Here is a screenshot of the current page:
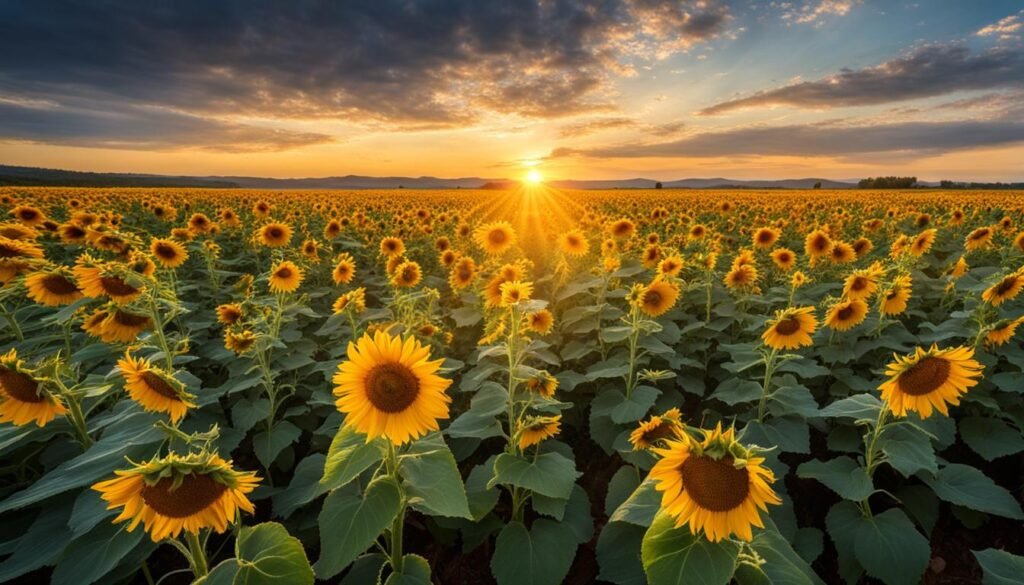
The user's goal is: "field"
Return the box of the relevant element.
[0,186,1022,585]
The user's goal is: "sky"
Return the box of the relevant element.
[1,0,1023,182]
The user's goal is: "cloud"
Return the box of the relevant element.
[699,43,1024,115]
[551,119,1024,159]
[778,0,860,25]
[559,117,638,137]
[977,11,1023,39]
[0,0,731,151]
[0,101,332,152]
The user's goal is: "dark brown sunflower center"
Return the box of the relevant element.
[18,209,39,220]
[644,290,662,307]
[140,474,228,518]
[0,244,21,258]
[850,277,867,291]
[897,356,951,396]
[42,274,80,295]
[365,363,420,413]
[275,267,293,279]
[0,369,43,403]
[757,232,773,243]
[268,227,283,239]
[775,317,802,336]
[400,267,417,281]
[155,244,178,259]
[995,277,1017,295]
[114,311,150,327]
[971,229,990,240]
[101,276,138,296]
[812,236,828,251]
[837,306,854,320]
[679,455,750,512]
[488,230,507,245]
[642,422,676,443]
[139,371,181,400]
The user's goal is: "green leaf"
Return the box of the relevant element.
[605,466,642,517]
[817,394,882,421]
[384,554,432,585]
[401,433,472,519]
[641,511,740,585]
[452,305,482,327]
[314,478,402,579]
[748,519,826,585]
[880,425,937,477]
[254,421,301,468]
[320,424,384,491]
[824,502,863,585]
[959,417,1024,461]
[491,520,579,585]
[273,454,329,519]
[973,548,1024,585]
[797,456,873,501]
[592,386,661,424]
[0,501,75,582]
[340,554,387,585]
[199,522,314,585]
[231,398,271,433]
[488,452,580,500]
[921,464,1024,519]
[711,378,763,405]
[597,521,646,585]
[743,417,810,454]
[466,458,500,521]
[609,478,661,527]
[51,523,145,585]
[853,509,930,585]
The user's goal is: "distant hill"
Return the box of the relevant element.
[0,164,859,190]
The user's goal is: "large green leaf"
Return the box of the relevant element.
[921,464,1024,519]
[400,433,471,519]
[51,522,146,585]
[199,522,314,585]
[959,417,1024,461]
[273,454,329,519]
[320,424,385,491]
[592,386,661,424]
[609,478,661,527]
[853,509,930,585]
[797,457,873,501]
[816,394,882,421]
[880,425,937,477]
[253,421,302,468]
[314,478,402,579]
[973,548,1024,585]
[487,451,580,500]
[748,519,825,585]
[491,520,579,585]
[597,521,646,585]
[384,554,432,585]
[0,500,75,582]
[824,501,863,585]
[641,511,740,585]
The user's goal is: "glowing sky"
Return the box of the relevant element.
[1,1,1023,181]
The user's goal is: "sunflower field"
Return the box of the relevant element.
[0,187,1022,585]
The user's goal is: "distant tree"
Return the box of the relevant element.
[655,182,663,189]
[813,181,822,189]
[858,176,918,189]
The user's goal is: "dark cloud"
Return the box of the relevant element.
[552,118,1024,159]
[699,44,1024,115]
[0,101,332,152]
[0,0,730,150]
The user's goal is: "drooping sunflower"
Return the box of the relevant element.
[559,230,589,257]
[987,317,1024,347]
[215,303,243,326]
[526,308,555,334]
[649,424,781,542]
[636,279,679,317]
[332,288,367,314]
[332,331,452,445]
[224,329,258,354]
[117,353,195,423]
[500,280,534,306]
[878,345,983,418]
[825,299,869,331]
[100,309,154,343]
[258,222,292,247]
[391,260,422,288]
[0,349,66,427]
[150,238,188,269]
[965,226,994,251]
[524,370,558,396]
[474,221,517,256]
[73,259,143,305]
[332,253,356,284]
[24,267,84,306]
[268,260,303,294]
[92,451,259,542]
[518,415,562,450]
[982,270,1024,307]
[762,306,817,350]
[630,409,683,450]
[881,275,912,315]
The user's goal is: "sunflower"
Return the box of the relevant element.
[24,268,84,306]
[987,317,1024,347]
[258,222,292,248]
[910,229,936,257]
[982,270,1024,307]
[301,239,320,261]
[324,219,343,240]
[724,264,758,291]
[117,353,195,423]
[268,260,303,294]
[500,280,533,306]
[73,260,143,305]
[92,451,259,542]
[762,306,817,350]
[641,244,663,269]
[526,308,554,334]
[474,222,517,256]
[377,236,405,258]
[851,237,874,258]
[0,222,38,240]
[881,276,912,316]
[391,260,422,288]
[965,227,993,251]
[188,213,213,234]
[11,205,45,226]
[524,370,558,396]
[101,309,154,343]
[804,230,833,261]
[949,256,969,279]
[826,299,868,331]
[842,265,882,301]
[830,241,856,264]
[518,415,562,450]
[630,410,683,450]
[333,288,367,314]
[439,249,458,268]
[559,230,589,257]
[215,303,243,326]
[657,255,684,278]
[449,256,477,289]
[752,227,779,249]
[770,248,797,271]
[878,345,983,418]
[332,331,452,445]
[150,238,188,269]
[610,218,635,239]
[649,424,780,542]
[636,279,679,317]
[0,350,66,427]
[224,329,258,354]
[332,253,356,284]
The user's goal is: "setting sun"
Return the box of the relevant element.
[525,169,543,184]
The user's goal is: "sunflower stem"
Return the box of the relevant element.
[140,559,156,585]
[147,290,174,371]
[54,378,93,449]
[385,442,406,574]
[0,303,23,342]
[624,308,642,400]
[756,348,779,423]
[185,531,208,578]
[858,402,891,517]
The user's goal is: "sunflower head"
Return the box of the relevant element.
[879,345,983,418]
[332,331,452,445]
[224,329,258,354]
[391,260,422,288]
[0,349,67,427]
[518,415,562,451]
[258,222,293,247]
[268,260,303,294]
[762,306,817,350]
[474,222,517,256]
[524,370,559,397]
[635,278,679,317]
[826,298,868,332]
[986,317,1024,347]
[630,411,684,450]
[118,352,196,423]
[559,230,589,257]
[25,267,84,307]
[449,257,477,289]
[499,280,534,306]
[332,253,357,284]
[150,238,189,269]
[92,451,259,542]
[332,288,367,314]
[526,308,554,334]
